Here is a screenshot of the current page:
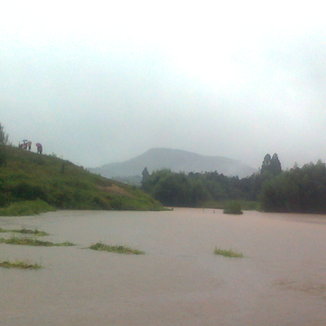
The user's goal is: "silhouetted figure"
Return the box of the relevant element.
[36,143,43,154]
[20,139,28,150]
[27,141,32,151]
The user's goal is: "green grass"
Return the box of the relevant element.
[89,242,145,255]
[0,145,163,213]
[0,260,42,270]
[0,236,74,247]
[0,227,49,236]
[214,247,244,258]
[0,200,55,216]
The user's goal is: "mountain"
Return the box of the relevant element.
[90,148,256,181]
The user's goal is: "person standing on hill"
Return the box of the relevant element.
[36,143,43,154]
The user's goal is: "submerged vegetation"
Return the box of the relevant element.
[0,227,49,236]
[214,248,244,258]
[0,260,42,270]
[223,201,243,215]
[89,242,145,255]
[0,237,74,247]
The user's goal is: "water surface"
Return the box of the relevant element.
[1,208,326,326]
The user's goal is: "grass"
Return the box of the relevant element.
[0,145,163,213]
[89,242,145,255]
[214,247,244,258]
[0,227,49,236]
[0,200,55,216]
[223,201,243,215]
[0,236,74,247]
[0,260,42,270]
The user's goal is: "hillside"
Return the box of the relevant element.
[90,148,256,181]
[0,145,162,213]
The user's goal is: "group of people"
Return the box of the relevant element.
[19,140,43,154]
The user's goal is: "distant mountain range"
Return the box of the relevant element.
[89,148,256,183]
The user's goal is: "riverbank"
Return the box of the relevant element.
[0,145,163,214]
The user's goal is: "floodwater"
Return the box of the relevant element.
[1,208,326,326]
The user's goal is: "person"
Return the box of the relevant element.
[36,143,43,154]
[27,141,32,151]
[20,139,28,150]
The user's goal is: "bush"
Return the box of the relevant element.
[0,200,55,216]
[223,201,243,215]
[11,182,47,201]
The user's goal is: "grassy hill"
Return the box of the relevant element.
[0,145,162,215]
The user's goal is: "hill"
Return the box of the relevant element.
[0,145,162,214]
[90,148,256,182]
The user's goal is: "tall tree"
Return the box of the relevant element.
[0,123,9,145]
[261,154,272,174]
[261,153,282,176]
[141,167,150,189]
[270,153,282,175]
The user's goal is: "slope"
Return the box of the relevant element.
[0,145,162,213]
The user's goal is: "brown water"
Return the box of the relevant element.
[1,208,326,326]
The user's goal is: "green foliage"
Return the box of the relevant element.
[0,145,163,213]
[141,153,286,210]
[0,123,9,145]
[0,198,46,215]
[223,201,243,215]
[261,153,282,176]
[142,169,256,208]
[141,167,150,188]
[0,145,7,166]
[89,242,144,254]
[0,236,74,246]
[261,161,326,213]
[0,227,49,236]
[214,248,244,258]
[0,260,42,269]
[0,200,55,216]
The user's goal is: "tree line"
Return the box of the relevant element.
[142,153,326,213]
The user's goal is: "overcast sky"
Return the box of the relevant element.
[1,0,325,170]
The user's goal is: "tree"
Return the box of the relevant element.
[261,153,282,176]
[261,154,272,174]
[141,167,150,190]
[270,153,282,175]
[260,161,326,213]
[0,123,9,145]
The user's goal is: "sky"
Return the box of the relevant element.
[1,0,325,170]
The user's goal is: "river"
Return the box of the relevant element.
[1,208,326,326]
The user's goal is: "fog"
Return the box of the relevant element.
[1,0,325,169]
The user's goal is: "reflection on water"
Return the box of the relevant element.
[1,208,326,326]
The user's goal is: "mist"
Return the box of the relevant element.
[1,0,325,169]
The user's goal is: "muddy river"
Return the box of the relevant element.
[1,208,326,326]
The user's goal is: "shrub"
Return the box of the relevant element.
[0,199,55,216]
[223,201,243,215]
[89,242,144,254]
[214,248,244,258]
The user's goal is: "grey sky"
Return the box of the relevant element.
[1,0,325,170]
